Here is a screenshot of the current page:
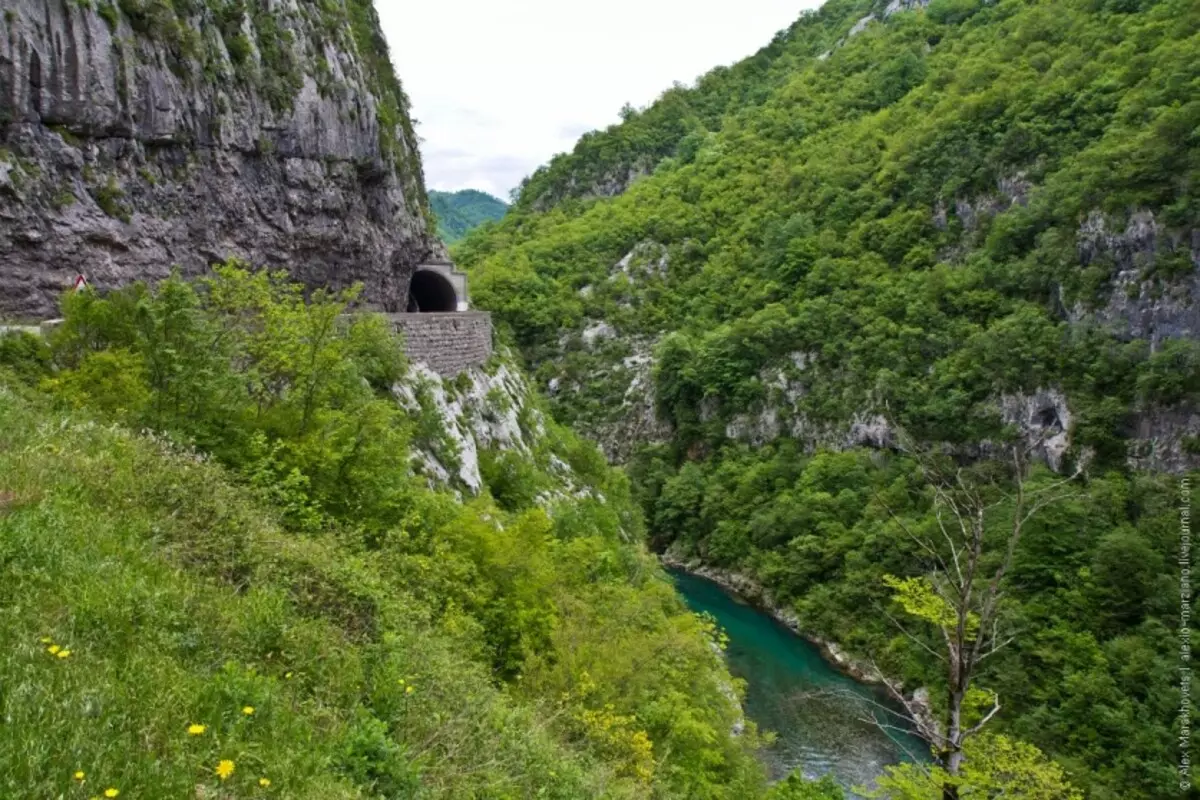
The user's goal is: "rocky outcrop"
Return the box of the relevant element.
[529,157,654,212]
[394,357,533,495]
[1071,209,1200,344]
[0,0,435,320]
[882,0,932,17]
[391,349,610,511]
[996,389,1072,471]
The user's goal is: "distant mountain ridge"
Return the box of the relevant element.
[429,189,508,244]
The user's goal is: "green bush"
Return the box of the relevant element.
[0,331,52,384]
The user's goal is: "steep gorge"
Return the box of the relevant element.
[459,0,1199,797]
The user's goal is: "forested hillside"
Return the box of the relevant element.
[430,189,509,243]
[457,0,1200,797]
[0,267,775,799]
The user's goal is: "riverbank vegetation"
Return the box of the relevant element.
[639,442,1181,798]
[0,267,767,799]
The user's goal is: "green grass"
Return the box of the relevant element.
[0,381,624,799]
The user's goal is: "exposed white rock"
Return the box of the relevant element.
[1129,408,1200,474]
[953,172,1033,231]
[393,363,482,493]
[613,241,670,280]
[1071,209,1200,343]
[997,388,1072,472]
[726,409,780,445]
[582,321,617,349]
[848,14,876,36]
[394,355,543,495]
[884,0,932,17]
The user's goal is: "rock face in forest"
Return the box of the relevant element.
[0,0,436,320]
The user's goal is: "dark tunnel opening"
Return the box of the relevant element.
[407,269,458,312]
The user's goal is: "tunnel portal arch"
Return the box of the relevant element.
[407,268,459,312]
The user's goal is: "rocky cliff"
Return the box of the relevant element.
[0,0,435,320]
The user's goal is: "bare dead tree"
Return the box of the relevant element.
[869,430,1083,800]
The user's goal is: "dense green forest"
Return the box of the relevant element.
[456,0,1200,797]
[429,189,509,244]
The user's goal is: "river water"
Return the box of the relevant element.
[670,569,928,794]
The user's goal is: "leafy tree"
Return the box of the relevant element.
[871,734,1081,799]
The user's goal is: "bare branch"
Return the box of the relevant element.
[962,695,1002,739]
[933,505,966,588]
[855,714,936,768]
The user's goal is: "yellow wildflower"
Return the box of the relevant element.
[73,770,85,781]
[104,789,120,798]
[56,649,71,659]
[215,759,235,780]
[47,645,60,655]
[187,723,207,735]
[242,705,255,716]
[405,685,414,695]
[258,777,271,787]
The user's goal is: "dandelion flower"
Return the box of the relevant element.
[187,723,207,735]
[258,777,271,787]
[215,759,235,780]
[405,685,414,695]
[242,706,255,716]
[73,770,85,781]
[47,645,60,655]
[56,649,71,659]
[104,789,120,798]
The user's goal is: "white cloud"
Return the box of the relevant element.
[379,0,821,200]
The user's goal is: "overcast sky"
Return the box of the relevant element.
[380,1,820,201]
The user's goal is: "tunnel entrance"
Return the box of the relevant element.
[407,269,458,312]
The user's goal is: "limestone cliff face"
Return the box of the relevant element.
[0,0,435,319]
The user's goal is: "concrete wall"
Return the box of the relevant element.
[389,312,493,377]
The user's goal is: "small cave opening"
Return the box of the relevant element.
[407,269,458,312]
[1033,406,1063,432]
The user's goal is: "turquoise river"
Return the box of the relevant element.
[670,569,929,794]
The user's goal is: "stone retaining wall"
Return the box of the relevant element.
[388,312,493,377]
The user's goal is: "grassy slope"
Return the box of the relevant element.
[0,381,643,798]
